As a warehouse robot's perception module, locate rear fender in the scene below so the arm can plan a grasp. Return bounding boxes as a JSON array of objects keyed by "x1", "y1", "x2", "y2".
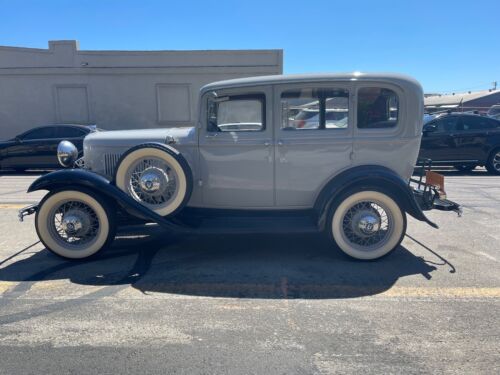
[
  {"x1": 28, "y1": 169, "x2": 188, "y2": 232},
  {"x1": 314, "y1": 165, "x2": 438, "y2": 229}
]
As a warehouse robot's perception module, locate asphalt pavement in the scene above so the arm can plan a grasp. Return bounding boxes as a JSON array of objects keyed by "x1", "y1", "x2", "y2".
[{"x1": 0, "y1": 170, "x2": 499, "y2": 374}]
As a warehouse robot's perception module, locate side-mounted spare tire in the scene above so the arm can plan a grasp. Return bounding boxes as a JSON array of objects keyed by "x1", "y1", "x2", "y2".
[{"x1": 114, "y1": 143, "x2": 193, "y2": 217}]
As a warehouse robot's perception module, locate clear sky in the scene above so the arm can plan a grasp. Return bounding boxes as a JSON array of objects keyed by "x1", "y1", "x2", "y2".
[{"x1": 1, "y1": 0, "x2": 498, "y2": 93}]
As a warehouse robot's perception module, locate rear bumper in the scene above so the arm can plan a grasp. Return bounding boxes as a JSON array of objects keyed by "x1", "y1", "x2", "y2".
[
  {"x1": 411, "y1": 158, "x2": 462, "y2": 217},
  {"x1": 413, "y1": 189, "x2": 462, "y2": 216}
]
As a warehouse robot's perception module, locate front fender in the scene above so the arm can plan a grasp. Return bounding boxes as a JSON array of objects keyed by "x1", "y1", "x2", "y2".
[
  {"x1": 314, "y1": 165, "x2": 438, "y2": 229},
  {"x1": 28, "y1": 169, "x2": 188, "y2": 232}
]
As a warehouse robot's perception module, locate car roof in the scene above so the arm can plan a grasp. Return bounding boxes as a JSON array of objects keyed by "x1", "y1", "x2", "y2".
[
  {"x1": 201, "y1": 72, "x2": 422, "y2": 93},
  {"x1": 431, "y1": 113, "x2": 500, "y2": 121}
]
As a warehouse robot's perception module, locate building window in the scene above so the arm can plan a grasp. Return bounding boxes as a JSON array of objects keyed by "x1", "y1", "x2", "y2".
[
  {"x1": 357, "y1": 87, "x2": 399, "y2": 129},
  {"x1": 156, "y1": 84, "x2": 191, "y2": 124},
  {"x1": 281, "y1": 88, "x2": 349, "y2": 130}
]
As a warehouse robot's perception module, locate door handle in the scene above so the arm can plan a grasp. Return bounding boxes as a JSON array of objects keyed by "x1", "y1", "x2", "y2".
[
  {"x1": 206, "y1": 133, "x2": 218, "y2": 138},
  {"x1": 277, "y1": 140, "x2": 284, "y2": 146}
]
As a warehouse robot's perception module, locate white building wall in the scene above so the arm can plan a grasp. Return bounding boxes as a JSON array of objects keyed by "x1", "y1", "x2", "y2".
[{"x1": 0, "y1": 40, "x2": 283, "y2": 138}]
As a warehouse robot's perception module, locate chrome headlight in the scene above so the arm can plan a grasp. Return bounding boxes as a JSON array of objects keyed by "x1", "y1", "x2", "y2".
[{"x1": 57, "y1": 140, "x2": 78, "y2": 168}]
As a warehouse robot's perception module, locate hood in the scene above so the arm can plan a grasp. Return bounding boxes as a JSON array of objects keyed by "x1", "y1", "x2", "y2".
[{"x1": 83, "y1": 127, "x2": 196, "y2": 147}]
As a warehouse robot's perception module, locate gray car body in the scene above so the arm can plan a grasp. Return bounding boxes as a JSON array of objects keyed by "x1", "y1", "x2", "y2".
[{"x1": 84, "y1": 73, "x2": 424, "y2": 210}]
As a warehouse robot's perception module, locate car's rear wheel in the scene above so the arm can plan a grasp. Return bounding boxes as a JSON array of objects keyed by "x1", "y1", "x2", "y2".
[
  {"x1": 486, "y1": 148, "x2": 500, "y2": 175},
  {"x1": 328, "y1": 190, "x2": 406, "y2": 260},
  {"x1": 35, "y1": 189, "x2": 116, "y2": 259},
  {"x1": 115, "y1": 144, "x2": 193, "y2": 217},
  {"x1": 454, "y1": 163, "x2": 477, "y2": 172}
]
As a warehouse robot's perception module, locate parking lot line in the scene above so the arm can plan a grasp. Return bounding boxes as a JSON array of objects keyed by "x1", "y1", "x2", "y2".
[
  {"x1": 0, "y1": 204, "x2": 28, "y2": 209},
  {"x1": 3, "y1": 281, "x2": 499, "y2": 299}
]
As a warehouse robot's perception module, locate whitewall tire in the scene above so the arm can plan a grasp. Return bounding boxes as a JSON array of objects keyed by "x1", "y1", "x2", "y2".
[
  {"x1": 35, "y1": 190, "x2": 116, "y2": 259},
  {"x1": 115, "y1": 146, "x2": 192, "y2": 217},
  {"x1": 329, "y1": 190, "x2": 406, "y2": 260}
]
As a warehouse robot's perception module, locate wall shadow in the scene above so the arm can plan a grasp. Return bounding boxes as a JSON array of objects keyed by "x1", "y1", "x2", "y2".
[
  {"x1": 0, "y1": 227, "x2": 442, "y2": 299},
  {"x1": 0, "y1": 169, "x2": 50, "y2": 176}
]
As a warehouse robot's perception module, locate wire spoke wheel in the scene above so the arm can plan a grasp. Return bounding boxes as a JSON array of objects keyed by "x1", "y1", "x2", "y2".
[
  {"x1": 115, "y1": 146, "x2": 192, "y2": 217},
  {"x1": 35, "y1": 190, "x2": 115, "y2": 259},
  {"x1": 127, "y1": 157, "x2": 179, "y2": 207},
  {"x1": 341, "y1": 200, "x2": 393, "y2": 250},
  {"x1": 49, "y1": 200, "x2": 100, "y2": 248},
  {"x1": 330, "y1": 190, "x2": 406, "y2": 260}
]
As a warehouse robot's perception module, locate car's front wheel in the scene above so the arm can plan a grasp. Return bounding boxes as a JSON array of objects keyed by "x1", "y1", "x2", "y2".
[
  {"x1": 35, "y1": 189, "x2": 116, "y2": 259},
  {"x1": 328, "y1": 190, "x2": 406, "y2": 260},
  {"x1": 486, "y1": 148, "x2": 500, "y2": 175}
]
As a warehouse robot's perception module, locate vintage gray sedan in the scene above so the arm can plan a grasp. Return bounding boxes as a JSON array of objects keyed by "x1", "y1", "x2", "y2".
[{"x1": 20, "y1": 73, "x2": 461, "y2": 260}]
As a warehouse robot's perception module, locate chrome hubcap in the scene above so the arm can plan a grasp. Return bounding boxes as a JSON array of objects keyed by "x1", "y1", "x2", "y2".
[
  {"x1": 342, "y1": 201, "x2": 392, "y2": 249},
  {"x1": 51, "y1": 201, "x2": 99, "y2": 248},
  {"x1": 356, "y1": 213, "x2": 381, "y2": 235},
  {"x1": 128, "y1": 159, "x2": 178, "y2": 206},
  {"x1": 139, "y1": 168, "x2": 167, "y2": 194},
  {"x1": 61, "y1": 213, "x2": 85, "y2": 235}
]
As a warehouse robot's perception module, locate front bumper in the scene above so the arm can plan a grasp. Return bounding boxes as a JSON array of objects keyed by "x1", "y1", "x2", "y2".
[{"x1": 18, "y1": 204, "x2": 38, "y2": 222}]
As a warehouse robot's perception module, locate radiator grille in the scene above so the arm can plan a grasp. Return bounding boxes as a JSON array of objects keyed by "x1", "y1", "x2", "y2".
[{"x1": 104, "y1": 153, "x2": 122, "y2": 177}]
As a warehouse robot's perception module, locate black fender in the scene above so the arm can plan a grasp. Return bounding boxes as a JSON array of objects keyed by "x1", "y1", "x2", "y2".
[
  {"x1": 27, "y1": 169, "x2": 190, "y2": 233},
  {"x1": 314, "y1": 165, "x2": 438, "y2": 229}
]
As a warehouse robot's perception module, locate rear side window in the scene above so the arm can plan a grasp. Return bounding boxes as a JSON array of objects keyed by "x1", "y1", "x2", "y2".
[
  {"x1": 58, "y1": 127, "x2": 87, "y2": 138},
  {"x1": 357, "y1": 87, "x2": 399, "y2": 129},
  {"x1": 22, "y1": 127, "x2": 59, "y2": 140},
  {"x1": 281, "y1": 88, "x2": 349, "y2": 130},
  {"x1": 208, "y1": 94, "x2": 264, "y2": 132},
  {"x1": 458, "y1": 116, "x2": 498, "y2": 131}
]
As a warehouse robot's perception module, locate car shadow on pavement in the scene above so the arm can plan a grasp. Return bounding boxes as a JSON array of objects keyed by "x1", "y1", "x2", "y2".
[{"x1": 0, "y1": 226, "x2": 447, "y2": 299}]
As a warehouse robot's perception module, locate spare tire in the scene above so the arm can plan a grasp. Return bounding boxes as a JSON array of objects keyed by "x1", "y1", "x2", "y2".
[{"x1": 114, "y1": 143, "x2": 193, "y2": 217}]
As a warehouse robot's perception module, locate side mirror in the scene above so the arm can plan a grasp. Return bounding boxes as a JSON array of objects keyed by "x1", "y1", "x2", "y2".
[
  {"x1": 57, "y1": 140, "x2": 78, "y2": 168},
  {"x1": 14, "y1": 136, "x2": 21, "y2": 143}
]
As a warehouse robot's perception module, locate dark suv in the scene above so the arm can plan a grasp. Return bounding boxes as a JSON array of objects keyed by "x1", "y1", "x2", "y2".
[{"x1": 419, "y1": 113, "x2": 500, "y2": 174}]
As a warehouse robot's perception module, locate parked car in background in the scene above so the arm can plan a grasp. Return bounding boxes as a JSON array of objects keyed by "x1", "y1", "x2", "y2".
[
  {"x1": 20, "y1": 73, "x2": 461, "y2": 261},
  {"x1": 419, "y1": 113, "x2": 500, "y2": 174},
  {"x1": 0, "y1": 124, "x2": 99, "y2": 172},
  {"x1": 487, "y1": 104, "x2": 500, "y2": 120}
]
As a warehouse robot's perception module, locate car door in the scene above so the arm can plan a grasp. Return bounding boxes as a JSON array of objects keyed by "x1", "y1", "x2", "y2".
[
  {"x1": 3, "y1": 126, "x2": 60, "y2": 168},
  {"x1": 419, "y1": 116, "x2": 459, "y2": 162},
  {"x1": 453, "y1": 116, "x2": 496, "y2": 161},
  {"x1": 274, "y1": 84, "x2": 353, "y2": 207},
  {"x1": 198, "y1": 86, "x2": 274, "y2": 208}
]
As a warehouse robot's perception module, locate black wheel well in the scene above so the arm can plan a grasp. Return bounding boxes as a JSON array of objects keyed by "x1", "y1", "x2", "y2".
[{"x1": 314, "y1": 165, "x2": 435, "y2": 229}]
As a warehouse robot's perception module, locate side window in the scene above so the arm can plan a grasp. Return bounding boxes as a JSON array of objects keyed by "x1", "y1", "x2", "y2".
[
  {"x1": 357, "y1": 87, "x2": 399, "y2": 129},
  {"x1": 208, "y1": 94, "x2": 264, "y2": 132},
  {"x1": 458, "y1": 116, "x2": 496, "y2": 131},
  {"x1": 431, "y1": 117, "x2": 458, "y2": 133},
  {"x1": 58, "y1": 127, "x2": 87, "y2": 138},
  {"x1": 22, "y1": 127, "x2": 58, "y2": 140},
  {"x1": 281, "y1": 88, "x2": 349, "y2": 130}
]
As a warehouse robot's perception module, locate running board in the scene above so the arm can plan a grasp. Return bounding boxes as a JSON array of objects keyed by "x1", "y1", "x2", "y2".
[{"x1": 193, "y1": 215, "x2": 319, "y2": 234}]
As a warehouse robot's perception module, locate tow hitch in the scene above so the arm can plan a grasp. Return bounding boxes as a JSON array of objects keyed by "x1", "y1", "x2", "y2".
[{"x1": 18, "y1": 204, "x2": 38, "y2": 222}]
